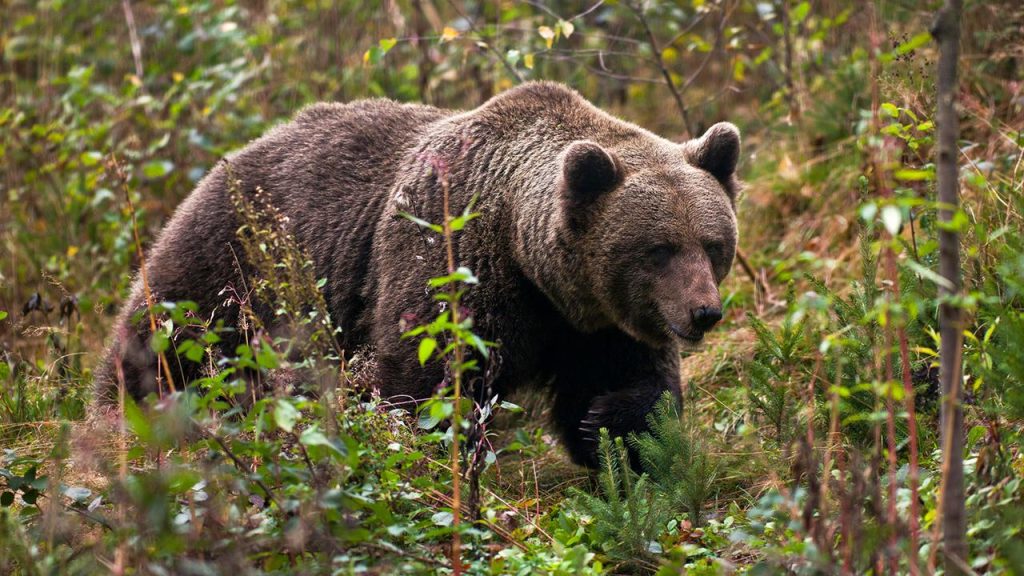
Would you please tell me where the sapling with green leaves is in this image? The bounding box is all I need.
[398,165,496,575]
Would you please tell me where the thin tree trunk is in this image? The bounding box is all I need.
[932,0,967,573]
[778,0,800,122]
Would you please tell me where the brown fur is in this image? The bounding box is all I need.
[95,82,740,466]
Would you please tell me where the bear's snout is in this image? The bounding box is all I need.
[691,305,723,331]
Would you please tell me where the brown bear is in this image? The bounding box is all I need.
[95,82,739,467]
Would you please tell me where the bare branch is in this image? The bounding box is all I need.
[628,0,694,136]
[121,0,145,83]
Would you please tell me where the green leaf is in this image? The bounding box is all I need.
[123,397,152,442]
[274,399,300,433]
[0,492,13,507]
[402,325,426,339]
[0,311,7,321]
[150,331,170,354]
[398,212,443,233]
[299,425,342,455]
[791,2,810,24]
[880,102,899,118]
[418,399,453,430]
[466,333,490,358]
[256,345,279,370]
[426,266,478,288]
[80,151,103,167]
[448,212,480,232]
[179,340,205,363]
[904,259,954,290]
[142,160,174,179]
[418,337,437,366]
[499,401,524,413]
[967,425,986,447]
[894,31,931,56]
[364,38,397,65]
[363,46,384,65]
[894,168,934,181]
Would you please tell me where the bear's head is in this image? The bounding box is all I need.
[558,122,740,347]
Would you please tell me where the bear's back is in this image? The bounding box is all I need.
[263,99,455,345]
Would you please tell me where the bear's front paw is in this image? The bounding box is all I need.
[572,388,672,468]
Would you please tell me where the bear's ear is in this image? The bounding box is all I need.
[560,140,623,210]
[683,122,740,184]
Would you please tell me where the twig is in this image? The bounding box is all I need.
[734,249,765,305]
[447,0,525,83]
[778,0,801,121]
[570,0,606,21]
[110,155,176,396]
[198,423,281,510]
[290,430,320,487]
[629,0,693,136]
[866,10,903,572]
[121,0,145,83]
[362,542,447,567]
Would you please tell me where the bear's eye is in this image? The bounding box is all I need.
[647,244,678,268]
[704,241,725,263]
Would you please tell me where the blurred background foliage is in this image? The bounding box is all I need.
[1,0,1024,574]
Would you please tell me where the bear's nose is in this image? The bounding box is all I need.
[691,306,723,331]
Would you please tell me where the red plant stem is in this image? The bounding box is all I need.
[112,155,176,398]
[439,168,463,576]
[866,5,906,572]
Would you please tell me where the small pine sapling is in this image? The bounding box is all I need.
[629,392,720,527]
[570,429,669,570]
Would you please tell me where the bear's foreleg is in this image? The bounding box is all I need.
[549,330,681,468]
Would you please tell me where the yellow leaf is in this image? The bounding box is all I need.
[559,20,574,38]
[362,49,371,64]
[732,57,745,82]
[172,72,184,83]
[538,25,555,49]
[778,154,800,182]
[66,246,79,258]
[176,6,189,14]
[661,46,678,64]
[441,26,459,42]
[523,53,535,69]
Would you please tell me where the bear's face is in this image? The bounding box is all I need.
[559,123,740,347]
